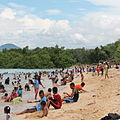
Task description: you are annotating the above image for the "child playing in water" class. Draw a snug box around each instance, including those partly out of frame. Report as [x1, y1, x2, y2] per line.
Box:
[25, 83, 30, 91]
[0, 82, 6, 93]
[1, 93, 9, 100]
[5, 89, 18, 102]
[4, 106, 11, 120]
[17, 85, 23, 97]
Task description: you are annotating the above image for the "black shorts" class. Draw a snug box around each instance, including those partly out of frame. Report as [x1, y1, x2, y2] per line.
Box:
[26, 107, 37, 113]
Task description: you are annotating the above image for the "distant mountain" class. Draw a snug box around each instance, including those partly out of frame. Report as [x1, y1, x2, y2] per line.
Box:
[0, 43, 20, 51]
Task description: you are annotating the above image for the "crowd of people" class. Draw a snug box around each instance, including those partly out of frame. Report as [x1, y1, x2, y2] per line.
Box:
[0, 62, 119, 119]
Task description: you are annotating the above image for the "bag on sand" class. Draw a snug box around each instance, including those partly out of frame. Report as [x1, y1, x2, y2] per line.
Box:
[101, 113, 120, 120]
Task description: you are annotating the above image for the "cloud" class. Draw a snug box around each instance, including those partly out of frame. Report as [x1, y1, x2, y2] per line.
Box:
[78, 8, 86, 11]
[0, 2, 120, 49]
[86, 0, 120, 7]
[46, 9, 62, 15]
[0, 8, 72, 48]
[8, 2, 25, 8]
[0, 8, 16, 20]
[67, 0, 81, 3]
[72, 33, 88, 43]
[74, 12, 120, 46]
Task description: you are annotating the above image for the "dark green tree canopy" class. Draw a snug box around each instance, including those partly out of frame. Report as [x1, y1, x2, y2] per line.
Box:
[0, 40, 119, 69]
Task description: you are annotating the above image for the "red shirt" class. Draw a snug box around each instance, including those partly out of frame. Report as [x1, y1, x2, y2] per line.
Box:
[10, 93, 18, 99]
[96, 67, 100, 72]
[53, 94, 62, 108]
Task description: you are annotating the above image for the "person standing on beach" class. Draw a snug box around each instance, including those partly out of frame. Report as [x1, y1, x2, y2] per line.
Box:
[96, 65, 100, 76]
[80, 71, 84, 82]
[33, 75, 40, 99]
[100, 63, 104, 76]
[104, 62, 109, 79]
[92, 67, 96, 76]
[38, 72, 45, 88]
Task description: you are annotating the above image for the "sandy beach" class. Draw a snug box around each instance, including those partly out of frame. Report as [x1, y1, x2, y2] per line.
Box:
[12, 68, 120, 120]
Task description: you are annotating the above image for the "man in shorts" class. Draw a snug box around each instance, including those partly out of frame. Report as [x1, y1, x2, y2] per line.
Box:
[63, 83, 79, 103]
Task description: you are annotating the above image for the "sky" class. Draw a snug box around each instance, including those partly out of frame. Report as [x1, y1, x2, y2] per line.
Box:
[0, 0, 120, 49]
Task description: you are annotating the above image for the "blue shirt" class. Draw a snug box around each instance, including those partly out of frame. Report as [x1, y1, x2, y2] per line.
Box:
[36, 96, 47, 111]
[18, 89, 22, 95]
[33, 79, 39, 88]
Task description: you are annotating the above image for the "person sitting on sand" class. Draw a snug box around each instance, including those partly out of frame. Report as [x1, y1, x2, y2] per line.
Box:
[13, 90, 47, 115]
[40, 101, 48, 117]
[75, 82, 87, 93]
[48, 87, 62, 109]
[45, 88, 52, 99]
[63, 82, 79, 103]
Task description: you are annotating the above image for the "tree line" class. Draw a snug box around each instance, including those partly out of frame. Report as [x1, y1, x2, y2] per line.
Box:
[0, 39, 120, 69]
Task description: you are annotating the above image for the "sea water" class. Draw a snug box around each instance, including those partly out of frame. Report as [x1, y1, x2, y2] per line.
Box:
[0, 69, 66, 120]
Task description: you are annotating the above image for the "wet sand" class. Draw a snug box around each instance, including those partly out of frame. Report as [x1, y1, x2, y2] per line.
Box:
[11, 68, 120, 120]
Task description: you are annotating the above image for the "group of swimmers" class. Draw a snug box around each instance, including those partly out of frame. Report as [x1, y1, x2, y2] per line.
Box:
[0, 68, 86, 119]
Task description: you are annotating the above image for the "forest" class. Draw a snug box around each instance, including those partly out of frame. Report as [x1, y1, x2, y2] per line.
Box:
[0, 39, 120, 69]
